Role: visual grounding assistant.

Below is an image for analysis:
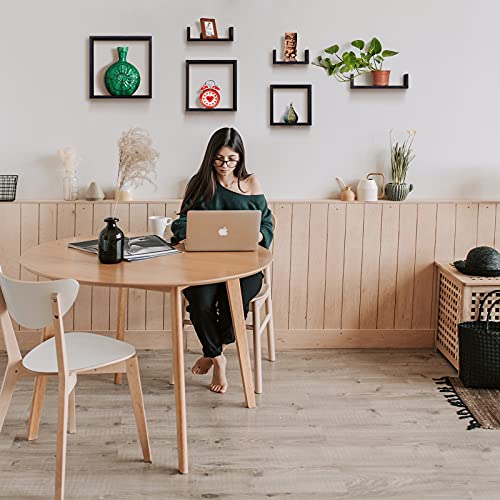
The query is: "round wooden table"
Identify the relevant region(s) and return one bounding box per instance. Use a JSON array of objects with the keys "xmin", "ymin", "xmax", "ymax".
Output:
[{"xmin": 20, "ymin": 237, "xmax": 273, "ymax": 474}]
